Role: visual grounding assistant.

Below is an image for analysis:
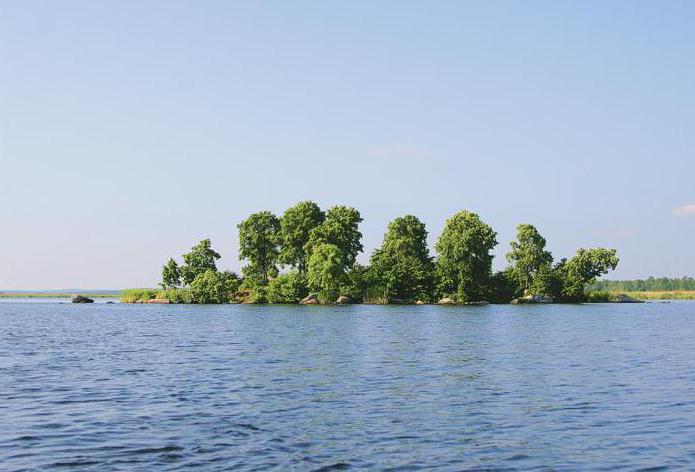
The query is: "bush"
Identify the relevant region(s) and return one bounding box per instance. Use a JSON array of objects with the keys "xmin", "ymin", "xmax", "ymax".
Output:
[
  {"xmin": 585, "ymin": 291, "xmax": 615, "ymax": 303},
  {"xmin": 190, "ymin": 270, "xmax": 239, "ymax": 304},
  {"xmin": 266, "ymin": 271, "xmax": 308, "ymax": 304},
  {"xmin": 156, "ymin": 288, "xmax": 192, "ymax": 303},
  {"xmin": 121, "ymin": 288, "xmax": 159, "ymax": 303}
]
